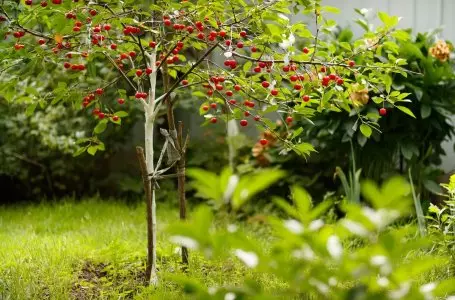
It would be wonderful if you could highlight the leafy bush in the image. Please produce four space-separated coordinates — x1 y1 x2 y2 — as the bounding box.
170 170 455 299
242 24 455 203
0 99 143 201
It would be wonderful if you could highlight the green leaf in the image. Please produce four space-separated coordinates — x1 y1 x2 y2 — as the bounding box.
396 106 416 118
94 119 108 134
87 146 98 156
420 105 431 119
25 102 38 116
232 169 286 210
73 146 88 157
359 124 372 138
115 111 129 117
293 143 316 156
321 6 341 14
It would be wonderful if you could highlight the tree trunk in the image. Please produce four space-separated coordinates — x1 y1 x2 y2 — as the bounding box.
177 121 188 265
137 112 158 285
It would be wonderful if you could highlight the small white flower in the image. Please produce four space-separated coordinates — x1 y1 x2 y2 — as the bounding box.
309 219 324 231
419 282 436 294
224 51 233 58
377 277 389 287
284 219 304 234
292 245 315 261
169 235 199 250
370 255 388 266
389 282 411 299
326 235 343 260
234 249 258 268
208 286 218 295
227 224 238 233
225 292 236 300
342 220 369 236
309 278 329 295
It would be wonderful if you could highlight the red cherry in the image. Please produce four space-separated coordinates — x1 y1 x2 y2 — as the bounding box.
261 81 270 88
51 0 61 4
181 79 189 85
215 84 223 91
290 75 298 82
240 119 248 127
207 89 213 96
302 95 310 102
348 60 355 67
104 24 111 31
254 116 261 121
283 65 290 72
303 47 310 54
63 62 71 69
145 68 153 75
202 105 209 111
251 46 257 52
25 0 33 6
210 103 217 109
259 139 268 146
98 112 105 119
286 116 293 124
136 69 143 76
112 115 119 122
135 92 142 99
234 84 241 91
129 51 136 57
228 99 236 105
219 30 226 37
337 78 344 85
271 89 278 96
226 90 233 97
177 41 184 48
236 41 244 48
225 40 231 46
38 39 46 45
89 9 97 16
379 108 387 116
210 117 217 123
40 1 47 6
294 84 302 90
117 98 125 105
197 32 205 40
110 43 117 50
164 19 172 26
186 26 194 33
244 111 251 117
92 108 100 115
239 30 247 37
149 41 156 48
258 61 266 68
95 88 104 95
253 67 261 73
72 26 80 32
329 74 337 80
195 21 202 27
320 66 326 73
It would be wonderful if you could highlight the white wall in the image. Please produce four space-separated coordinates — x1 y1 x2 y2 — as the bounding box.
320 0 455 172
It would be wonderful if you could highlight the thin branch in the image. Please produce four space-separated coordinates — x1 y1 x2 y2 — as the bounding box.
156 42 219 103
102 51 138 91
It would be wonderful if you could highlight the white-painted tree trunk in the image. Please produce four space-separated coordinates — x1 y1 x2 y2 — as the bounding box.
144 51 159 285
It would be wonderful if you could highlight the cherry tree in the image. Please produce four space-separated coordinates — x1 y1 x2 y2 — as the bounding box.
0 0 412 284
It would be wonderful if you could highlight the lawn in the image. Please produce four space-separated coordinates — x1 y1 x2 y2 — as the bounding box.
0 199 279 299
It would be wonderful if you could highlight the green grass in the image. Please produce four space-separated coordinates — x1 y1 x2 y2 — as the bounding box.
0 198 278 299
